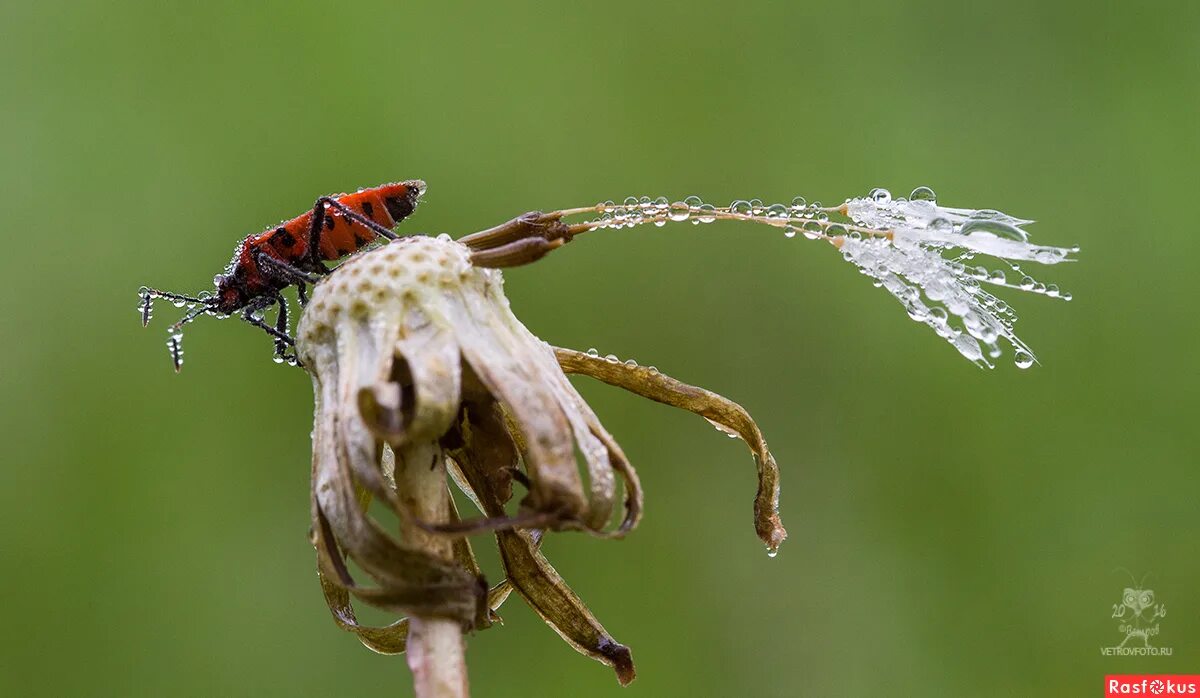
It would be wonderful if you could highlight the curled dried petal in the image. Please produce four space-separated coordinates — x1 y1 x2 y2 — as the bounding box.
444 291 588 523
447 391 637 685
555 347 787 554
300 243 490 625
314 489 516 655
317 571 519 655
497 529 636 686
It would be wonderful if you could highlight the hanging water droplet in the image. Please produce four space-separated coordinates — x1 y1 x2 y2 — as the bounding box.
767 548 779 558
731 200 751 215
766 203 788 218
683 195 703 208
1019 276 1035 290
668 202 691 222
783 226 797 239
790 195 807 212
697 204 717 223
909 186 937 202
869 187 892 204
802 221 823 239
586 347 599 357
953 333 984 362
1014 351 1034 369
989 269 1006 284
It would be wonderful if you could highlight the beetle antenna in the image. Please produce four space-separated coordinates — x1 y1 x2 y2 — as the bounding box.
138 286 211 327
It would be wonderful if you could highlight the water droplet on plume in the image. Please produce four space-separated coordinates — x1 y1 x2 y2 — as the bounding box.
960 219 1029 242
909 186 937 202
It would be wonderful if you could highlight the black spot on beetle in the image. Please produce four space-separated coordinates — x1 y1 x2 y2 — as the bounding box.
275 228 296 247
324 216 335 231
361 201 374 217
336 247 352 257
385 193 417 221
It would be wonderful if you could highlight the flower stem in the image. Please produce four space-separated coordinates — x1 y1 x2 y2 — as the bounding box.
393 439 469 698
552 202 892 240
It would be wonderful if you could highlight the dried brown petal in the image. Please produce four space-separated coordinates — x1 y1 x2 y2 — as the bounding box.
445 293 587 523
438 258 628 533
318 568 411 654
555 347 788 553
316 572 519 655
314 482 515 655
447 391 637 685
497 529 635 686
300 241 490 625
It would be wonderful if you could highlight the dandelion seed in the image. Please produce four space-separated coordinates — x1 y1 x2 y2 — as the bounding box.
834 187 1076 368
553 185 1076 368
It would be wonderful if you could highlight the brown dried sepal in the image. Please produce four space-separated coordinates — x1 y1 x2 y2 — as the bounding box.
445 383 636 685
554 346 788 554
459 211 574 268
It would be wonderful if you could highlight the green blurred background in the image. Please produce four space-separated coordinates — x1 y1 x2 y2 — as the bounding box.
2 1 1196 695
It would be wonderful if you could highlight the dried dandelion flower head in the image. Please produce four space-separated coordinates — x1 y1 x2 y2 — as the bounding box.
296 232 784 687
291 185 1076 695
